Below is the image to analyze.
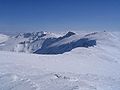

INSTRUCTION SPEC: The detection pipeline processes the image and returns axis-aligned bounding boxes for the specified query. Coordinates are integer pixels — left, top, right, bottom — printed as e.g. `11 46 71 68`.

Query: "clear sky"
0 0 120 32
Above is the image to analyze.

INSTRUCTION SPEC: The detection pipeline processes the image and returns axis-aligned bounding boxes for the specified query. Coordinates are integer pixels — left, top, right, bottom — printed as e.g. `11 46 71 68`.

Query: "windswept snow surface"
0 31 120 90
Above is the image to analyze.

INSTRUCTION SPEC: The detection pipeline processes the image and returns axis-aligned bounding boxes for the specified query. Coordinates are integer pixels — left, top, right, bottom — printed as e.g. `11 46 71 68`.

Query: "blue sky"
0 0 120 32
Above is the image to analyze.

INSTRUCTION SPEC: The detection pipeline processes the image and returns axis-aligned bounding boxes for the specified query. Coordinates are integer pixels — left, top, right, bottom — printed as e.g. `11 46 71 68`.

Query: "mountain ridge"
0 31 119 54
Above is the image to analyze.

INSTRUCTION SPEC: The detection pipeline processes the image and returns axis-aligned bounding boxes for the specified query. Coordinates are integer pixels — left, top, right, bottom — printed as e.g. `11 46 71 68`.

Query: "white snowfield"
0 31 120 90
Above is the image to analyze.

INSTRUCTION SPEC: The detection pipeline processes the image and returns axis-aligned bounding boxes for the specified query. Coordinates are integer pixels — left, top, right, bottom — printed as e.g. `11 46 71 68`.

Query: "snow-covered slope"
0 31 59 53
0 42 120 90
1 31 119 55
0 34 9 43
0 31 97 54
0 31 120 90
35 31 96 54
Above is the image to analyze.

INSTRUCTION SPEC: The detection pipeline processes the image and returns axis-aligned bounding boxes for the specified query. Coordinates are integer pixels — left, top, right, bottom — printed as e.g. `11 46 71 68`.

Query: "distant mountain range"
0 31 119 54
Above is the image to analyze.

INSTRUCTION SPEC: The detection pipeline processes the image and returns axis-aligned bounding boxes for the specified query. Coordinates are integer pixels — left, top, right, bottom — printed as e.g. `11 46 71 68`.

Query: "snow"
0 31 59 52
0 31 120 90
0 31 113 54
35 31 97 54
0 34 9 43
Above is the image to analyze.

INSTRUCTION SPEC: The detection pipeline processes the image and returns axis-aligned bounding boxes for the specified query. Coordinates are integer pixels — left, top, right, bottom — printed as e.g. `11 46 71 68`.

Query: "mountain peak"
65 31 76 36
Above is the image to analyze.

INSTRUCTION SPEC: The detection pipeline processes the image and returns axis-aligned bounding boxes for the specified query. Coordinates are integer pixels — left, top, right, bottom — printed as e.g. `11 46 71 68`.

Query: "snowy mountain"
35 31 97 54
0 31 111 54
0 31 120 90
0 31 120 55
0 31 59 53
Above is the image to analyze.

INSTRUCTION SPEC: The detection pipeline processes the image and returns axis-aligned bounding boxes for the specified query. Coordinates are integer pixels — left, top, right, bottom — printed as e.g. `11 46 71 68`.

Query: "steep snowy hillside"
35 31 96 54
